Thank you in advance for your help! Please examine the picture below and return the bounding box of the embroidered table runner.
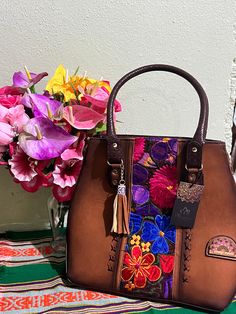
[0,230,235,313]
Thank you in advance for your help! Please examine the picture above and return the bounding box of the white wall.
[0,0,235,231]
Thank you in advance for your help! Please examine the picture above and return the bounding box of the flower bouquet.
[0,65,121,210]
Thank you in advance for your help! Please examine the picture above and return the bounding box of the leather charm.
[171,181,204,228]
[111,160,130,235]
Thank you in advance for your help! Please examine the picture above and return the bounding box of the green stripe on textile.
[0,263,65,284]
[132,301,236,314]
[1,229,66,240]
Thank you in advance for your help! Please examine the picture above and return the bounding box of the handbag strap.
[106,64,209,172]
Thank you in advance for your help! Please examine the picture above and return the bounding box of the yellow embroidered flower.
[130,234,141,246]
[124,281,135,292]
[45,64,111,102]
[141,242,151,252]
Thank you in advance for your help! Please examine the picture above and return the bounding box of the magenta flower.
[23,94,63,119]
[52,185,75,202]
[149,165,177,209]
[13,71,48,88]
[18,117,77,160]
[52,159,82,188]
[8,147,37,182]
[0,94,22,109]
[81,86,121,114]
[133,137,145,162]
[0,85,23,96]
[63,104,105,130]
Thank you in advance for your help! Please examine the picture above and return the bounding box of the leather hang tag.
[171,181,204,228]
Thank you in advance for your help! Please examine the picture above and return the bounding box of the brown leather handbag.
[66,64,236,312]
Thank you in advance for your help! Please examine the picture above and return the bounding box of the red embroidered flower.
[133,137,145,162]
[121,245,161,289]
[149,165,177,208]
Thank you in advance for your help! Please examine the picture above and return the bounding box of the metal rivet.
[192,147,198,153]
[112,142,118,148]
[112,179,118,185]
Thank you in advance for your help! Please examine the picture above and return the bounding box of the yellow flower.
[124,281,135,292]
[130,234,141,246]
[141,242,151,253]
[45,64,111,102]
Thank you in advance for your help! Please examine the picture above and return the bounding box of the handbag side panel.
[174,141,236,311]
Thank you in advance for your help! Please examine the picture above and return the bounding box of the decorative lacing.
[182,229,192,283]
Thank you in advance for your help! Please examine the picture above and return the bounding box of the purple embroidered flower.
[151,141,169,162]
[136,202,160,217]
[132,185,149,205]
[168,139,177,155]
[133,163,149,185]
[141,215,176,254]
[129,212,142,235]
[18,117,77,160]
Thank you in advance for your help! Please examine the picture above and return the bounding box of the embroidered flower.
[133,163,149,185]
[124,281,135,292]
[160,255,175,273]
[141,242,151,253]
[129,212,142,235]
[149,165,177,208]
[133,137,145,162]
[130,234,141,246]
[142,215,176,254]
[132,185,149,205]
[121,245,161,289]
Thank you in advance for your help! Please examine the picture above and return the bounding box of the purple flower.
[13,71,48,88]
[132,185,149,205]
[133,163,149,185]
[18,117,77,160]
[23,94,62,119]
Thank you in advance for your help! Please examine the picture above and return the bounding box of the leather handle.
[106,64,209,168]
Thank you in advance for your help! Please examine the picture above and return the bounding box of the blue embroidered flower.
[129,212,142,235]
[141,215,176,254]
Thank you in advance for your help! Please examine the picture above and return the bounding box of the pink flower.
[0,121,15,145]
[5,105,30,133]
[61,134,85,161]
[63,104,105,130]
[81,86,121,114]
[0,94,21,109]
[8,147,37,182]
[20,176,43,193]
[52,185,75,202]
[133,137,145,162]
[52,159,82,188]
[149,165,177,209]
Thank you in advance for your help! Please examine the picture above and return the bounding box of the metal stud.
[192,147,198,153]
[113,142,118,148]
